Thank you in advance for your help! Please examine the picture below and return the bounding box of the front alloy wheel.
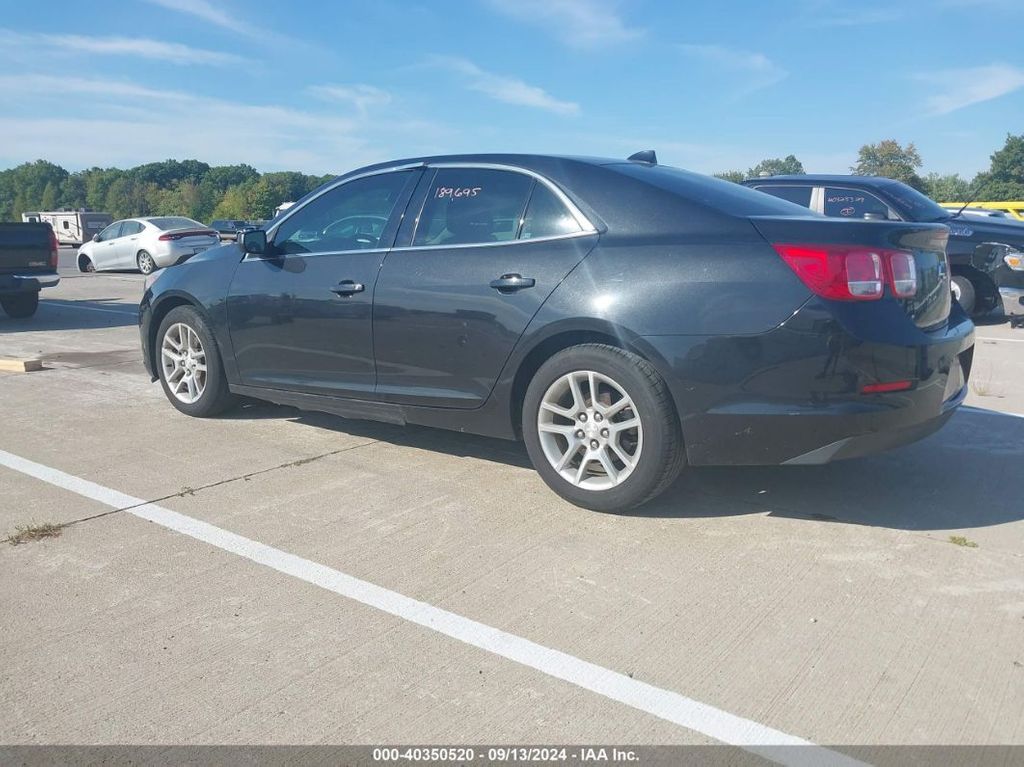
[161,322,207,404]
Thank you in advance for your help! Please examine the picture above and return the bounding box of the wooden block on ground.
[0,358,43,372]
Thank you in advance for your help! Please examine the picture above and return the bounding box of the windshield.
[149,217,205,231]
[879,180,950,222]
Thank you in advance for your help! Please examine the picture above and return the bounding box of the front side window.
[824,187,892,219]
[414,169,533,246]
[99,222,123,240]
[754,185,813,208]
[274,172,411,255]
[520,184,582,239]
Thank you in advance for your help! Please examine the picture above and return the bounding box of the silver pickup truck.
[0,222,60,319]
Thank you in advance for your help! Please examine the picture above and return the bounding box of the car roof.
[742,174,896,185]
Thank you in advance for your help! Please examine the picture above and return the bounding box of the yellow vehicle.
[940,201,1024,221]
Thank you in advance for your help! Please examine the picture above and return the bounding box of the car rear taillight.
[772,244,917,302]
[48,228,59,269]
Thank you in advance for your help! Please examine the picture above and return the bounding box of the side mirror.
[92,234,101,242]
[240,229,268,256]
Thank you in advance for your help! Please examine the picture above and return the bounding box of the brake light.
[861,380,913,394]
[48,228,59,269]
[772,244,917,301]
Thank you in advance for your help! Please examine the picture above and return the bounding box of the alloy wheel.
[537,370,643,491]
[161,322,207,404]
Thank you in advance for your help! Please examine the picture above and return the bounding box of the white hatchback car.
[77,217,220,275]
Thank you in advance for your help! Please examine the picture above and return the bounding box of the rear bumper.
[999,286,1024,317]
[644,299,975,466]
[0,272,59,293]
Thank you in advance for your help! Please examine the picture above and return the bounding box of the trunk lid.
[0,222,56,274]
[749,216,951,329]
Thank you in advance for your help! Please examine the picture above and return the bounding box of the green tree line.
[715,133,1024,202]
[2,133,1022,223]
[0,159,334,223]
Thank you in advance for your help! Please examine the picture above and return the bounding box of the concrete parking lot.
[1,248,1023,762]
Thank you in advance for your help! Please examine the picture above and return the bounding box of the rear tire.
[0,292,40,318]
[951,275,976,314]
[156,305,237,417]
[522,344,685,512]
[137,251,156,275]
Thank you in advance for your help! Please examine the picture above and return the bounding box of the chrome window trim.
[265,163,425,241]
[242,247,390,262]
[390,230,595,253]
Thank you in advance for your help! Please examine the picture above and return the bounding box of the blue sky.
[1,0,1021,177]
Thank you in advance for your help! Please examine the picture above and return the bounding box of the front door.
[373,166,598,409]
[92,221,123,270]
[226,169,419,397]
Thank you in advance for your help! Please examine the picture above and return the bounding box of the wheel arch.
[950,264,999,312]
[507,322,679,439]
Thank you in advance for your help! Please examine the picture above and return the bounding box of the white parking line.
[0,447,864,767]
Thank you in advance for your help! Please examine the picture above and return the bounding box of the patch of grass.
[7,522,63,545]
[949,535,978,548]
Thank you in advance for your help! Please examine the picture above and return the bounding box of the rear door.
[227,169,419,397]
[372,165,598,408]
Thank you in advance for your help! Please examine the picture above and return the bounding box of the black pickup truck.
[742,174,1024,319]
[0,222,60,319]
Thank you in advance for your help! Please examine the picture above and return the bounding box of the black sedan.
[139,153,974,511]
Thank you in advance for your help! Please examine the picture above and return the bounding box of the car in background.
[0,222,60,319]
[941,201,1024,221]
[742,175,1024,318]
[941,206,1019,221]
[77,217,219,275]
[139,153,973,512]
[209,219,251,241]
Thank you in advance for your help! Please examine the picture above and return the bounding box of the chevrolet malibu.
[139,153,975,511]
[78,216,219,275]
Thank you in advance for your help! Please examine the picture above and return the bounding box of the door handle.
[489,274,535,293]
[331,280,365,296]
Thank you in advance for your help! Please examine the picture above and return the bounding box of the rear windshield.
[149,217,205,231]
[878,180,950,223]
[609,164,814,216]
[0,223,51,246]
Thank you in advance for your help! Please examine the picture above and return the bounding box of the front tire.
[78,253,95,273]
[137,250,156,275]
[156,306,237,417]
[0,292,40,318]
[951,275,976,315]
[522,344,684,512]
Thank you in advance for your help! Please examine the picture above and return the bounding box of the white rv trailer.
[21,210,114,246]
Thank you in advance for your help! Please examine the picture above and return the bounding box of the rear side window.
[121,221,144,236]
[823,187,892,219]
[520,184,582,240]
[754,185,813,208]
[414,169,533,246]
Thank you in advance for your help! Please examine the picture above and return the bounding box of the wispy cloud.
[678,44,787,90]
[919,64,1024,115]
[429,56,579,115]
[144,0,263,38]
[0,29,244,65]
[484,0,642,48]
[0,74,448,173]
[308,84,392,116]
